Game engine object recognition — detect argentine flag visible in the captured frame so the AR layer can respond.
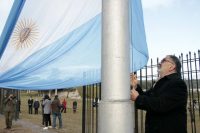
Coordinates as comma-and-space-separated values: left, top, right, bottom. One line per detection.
0, 0, 148, 90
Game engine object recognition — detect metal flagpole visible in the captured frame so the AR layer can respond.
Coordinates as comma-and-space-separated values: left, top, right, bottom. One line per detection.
98, 0, 134, 133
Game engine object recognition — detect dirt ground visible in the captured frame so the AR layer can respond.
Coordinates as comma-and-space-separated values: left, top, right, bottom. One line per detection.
0, 115, 55, 133
0, 112, 81, 133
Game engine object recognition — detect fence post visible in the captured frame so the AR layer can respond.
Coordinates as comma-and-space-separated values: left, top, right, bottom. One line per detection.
82, 86, 86, 133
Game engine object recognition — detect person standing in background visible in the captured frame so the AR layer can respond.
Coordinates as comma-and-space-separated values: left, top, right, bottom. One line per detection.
3, 94, 16, 129
51, 95, 62, 129
28, 96, 33, 114
33, 98, 40, 114
72, 100, 77, 113
61, 99, 67, 113
42, 94, 52, 130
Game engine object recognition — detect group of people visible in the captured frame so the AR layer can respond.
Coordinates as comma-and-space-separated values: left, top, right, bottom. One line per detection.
27, 96, 70, 115
3, 92, 78, 130
28, 97, 42, 115
3, 55, 188, 133
27, 95, 68, 130
40, 95, 78, 130
28, 95, 78, 130
31, 95, 67, 130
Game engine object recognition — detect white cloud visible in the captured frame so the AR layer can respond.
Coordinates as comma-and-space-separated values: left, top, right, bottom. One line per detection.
141, 0, 180, 9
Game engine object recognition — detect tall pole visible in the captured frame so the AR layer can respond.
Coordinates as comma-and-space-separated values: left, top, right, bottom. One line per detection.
55, 89, 58, 95
98, 0, 134, 133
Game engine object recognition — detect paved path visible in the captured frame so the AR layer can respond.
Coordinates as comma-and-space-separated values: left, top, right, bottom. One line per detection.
0, 115, 57, 133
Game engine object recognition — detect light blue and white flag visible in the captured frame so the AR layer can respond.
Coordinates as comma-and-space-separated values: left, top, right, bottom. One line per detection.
0, 0, 148, 90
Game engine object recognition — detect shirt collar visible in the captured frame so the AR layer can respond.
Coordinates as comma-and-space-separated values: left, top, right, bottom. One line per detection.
164, 73, 179, 80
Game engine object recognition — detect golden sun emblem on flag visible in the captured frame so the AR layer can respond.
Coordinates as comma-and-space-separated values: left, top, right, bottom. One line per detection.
11, 19, 38, 49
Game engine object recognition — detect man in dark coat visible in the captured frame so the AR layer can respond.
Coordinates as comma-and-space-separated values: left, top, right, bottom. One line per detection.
73, 100, 77, 113
33, 98, 40, 114
131, 55, 188, 133
51, 95, 62, 129
28, 96, 34, 114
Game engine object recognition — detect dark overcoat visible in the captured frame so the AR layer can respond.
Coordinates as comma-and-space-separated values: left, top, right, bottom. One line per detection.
135, 73, 188, 133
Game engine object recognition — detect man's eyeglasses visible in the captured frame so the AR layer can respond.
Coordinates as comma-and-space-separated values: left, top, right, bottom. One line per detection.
161, 58, 174, 65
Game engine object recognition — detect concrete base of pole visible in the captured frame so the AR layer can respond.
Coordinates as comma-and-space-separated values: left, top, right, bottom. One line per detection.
98, 100, 134, 133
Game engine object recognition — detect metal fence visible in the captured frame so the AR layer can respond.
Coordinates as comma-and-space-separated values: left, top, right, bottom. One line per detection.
82, 83, 101, 133
82, 50, 200, 133
0, 50, 199, 133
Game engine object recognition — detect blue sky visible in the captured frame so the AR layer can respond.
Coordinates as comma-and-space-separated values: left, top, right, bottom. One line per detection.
141, 0, 200, 61
0, 0, 199, 63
